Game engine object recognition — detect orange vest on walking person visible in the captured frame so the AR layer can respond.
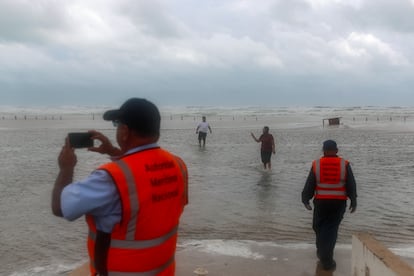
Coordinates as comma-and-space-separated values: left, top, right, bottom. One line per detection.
312, 156, 348, 200
86, 147, 188, 275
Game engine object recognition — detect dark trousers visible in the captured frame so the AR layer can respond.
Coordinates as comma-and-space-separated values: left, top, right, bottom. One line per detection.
312, 199, 346, 265
198, 132, 207, 144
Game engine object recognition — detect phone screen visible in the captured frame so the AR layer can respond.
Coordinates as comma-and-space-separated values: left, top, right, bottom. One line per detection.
68, 132, 93, 148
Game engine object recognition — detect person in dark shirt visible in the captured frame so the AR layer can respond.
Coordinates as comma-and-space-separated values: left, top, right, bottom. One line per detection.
251, 126, 276, 170
302, 139, 357, 271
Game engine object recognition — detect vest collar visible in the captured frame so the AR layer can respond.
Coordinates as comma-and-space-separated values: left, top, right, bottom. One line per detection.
111, 143, 159, 161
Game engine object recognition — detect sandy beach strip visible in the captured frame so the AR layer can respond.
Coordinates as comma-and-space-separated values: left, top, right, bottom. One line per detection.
175, 241, 351, 276
69, 240, 351, 276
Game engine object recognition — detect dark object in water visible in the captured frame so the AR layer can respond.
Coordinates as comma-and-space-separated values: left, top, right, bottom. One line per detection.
323, 117, 341, 127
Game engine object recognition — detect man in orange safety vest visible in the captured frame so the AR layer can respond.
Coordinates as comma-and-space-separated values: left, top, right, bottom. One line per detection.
302, 139, 357, 271
52, 98, 188, 275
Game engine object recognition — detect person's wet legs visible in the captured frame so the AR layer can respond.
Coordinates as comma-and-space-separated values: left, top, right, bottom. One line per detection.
261, 151, 272, 170
198, 132, 207, 147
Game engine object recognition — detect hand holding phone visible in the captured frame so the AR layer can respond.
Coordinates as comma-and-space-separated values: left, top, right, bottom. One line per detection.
68, 132, 93, 148
87, 130, 123, 156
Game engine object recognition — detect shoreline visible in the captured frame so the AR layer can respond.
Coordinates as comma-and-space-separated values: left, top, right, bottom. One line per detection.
70, 241, 352, 276
176, 240, 351, 276
4, 239, 412, 275
69, 239, 414, 276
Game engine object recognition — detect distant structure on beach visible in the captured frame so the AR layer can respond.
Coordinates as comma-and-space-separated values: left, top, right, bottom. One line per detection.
323, 117, 341, 127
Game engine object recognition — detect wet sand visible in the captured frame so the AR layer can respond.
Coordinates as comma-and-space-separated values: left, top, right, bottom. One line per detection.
176, 242, 350, 276
70, 242, 351, 276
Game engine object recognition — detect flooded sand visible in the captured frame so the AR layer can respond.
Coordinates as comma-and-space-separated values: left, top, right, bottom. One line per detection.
0, 106, 413, 275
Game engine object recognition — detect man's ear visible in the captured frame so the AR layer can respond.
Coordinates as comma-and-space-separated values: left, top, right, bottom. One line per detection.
119, 124, 130, 143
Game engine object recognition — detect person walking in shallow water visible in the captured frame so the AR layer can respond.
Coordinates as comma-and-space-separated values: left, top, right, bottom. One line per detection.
196, 116, 212, 147
251, 126, 276, 170
301, 139, 357, 271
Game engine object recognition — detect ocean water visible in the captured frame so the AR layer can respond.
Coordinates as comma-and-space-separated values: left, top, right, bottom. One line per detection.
0, 106, 414, 275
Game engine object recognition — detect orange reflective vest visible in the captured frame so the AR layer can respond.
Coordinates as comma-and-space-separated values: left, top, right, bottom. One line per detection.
86, 147, 188, 275
313, 156, 348, 200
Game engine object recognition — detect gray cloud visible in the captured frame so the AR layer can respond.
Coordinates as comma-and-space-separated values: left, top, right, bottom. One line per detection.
0, 0, 413, 106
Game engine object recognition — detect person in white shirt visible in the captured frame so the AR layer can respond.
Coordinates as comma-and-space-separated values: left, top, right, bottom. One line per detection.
196, 116, 212, 147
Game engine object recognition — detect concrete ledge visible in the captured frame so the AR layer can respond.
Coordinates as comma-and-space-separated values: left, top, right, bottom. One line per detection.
352, 232, 414, 276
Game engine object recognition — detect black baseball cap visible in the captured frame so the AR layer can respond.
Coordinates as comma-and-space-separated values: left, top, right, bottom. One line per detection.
103, 98, 160, 137
323, 139, 338, 151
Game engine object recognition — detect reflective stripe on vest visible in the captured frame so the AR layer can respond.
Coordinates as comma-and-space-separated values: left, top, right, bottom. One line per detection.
314, 157, 347, 199
108, 256, 174, 276
114, 159, 139, 240
89, 226, 178, 249
174, 156, 189, 206
315, 190, 346, 196
174, 157, 187, 184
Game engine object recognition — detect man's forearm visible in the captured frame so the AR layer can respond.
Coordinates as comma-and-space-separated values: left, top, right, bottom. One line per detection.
346, 165, 357, 205
302, 169, 316, 204
51, 169, 74, 217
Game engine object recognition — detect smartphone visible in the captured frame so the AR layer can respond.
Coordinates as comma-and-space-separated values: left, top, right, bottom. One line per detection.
68, 132, 93, 148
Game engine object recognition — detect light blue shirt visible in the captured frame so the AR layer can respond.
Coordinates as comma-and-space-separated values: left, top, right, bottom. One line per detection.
61, 143, 159, 233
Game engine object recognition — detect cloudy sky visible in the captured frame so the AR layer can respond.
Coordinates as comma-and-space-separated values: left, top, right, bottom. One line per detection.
1, 0, 414, 107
